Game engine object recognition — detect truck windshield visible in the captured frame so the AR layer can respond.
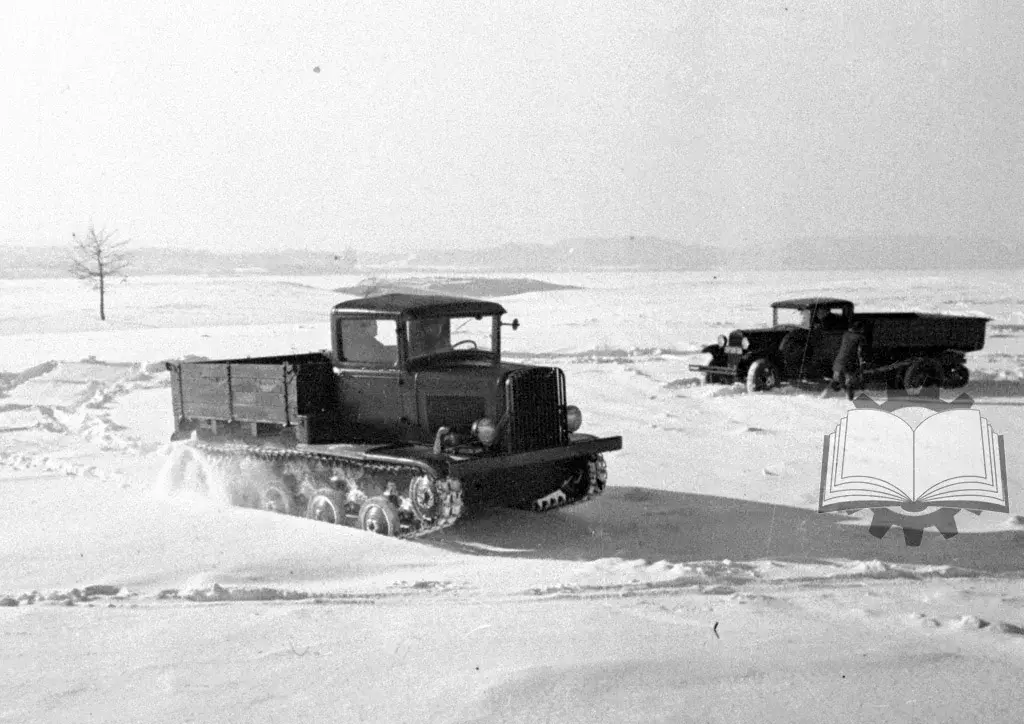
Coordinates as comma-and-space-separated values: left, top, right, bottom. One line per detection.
407, 315, 494, 362
775, 308, 812, 328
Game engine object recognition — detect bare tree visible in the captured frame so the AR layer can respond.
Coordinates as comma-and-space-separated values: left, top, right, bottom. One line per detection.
70, 224, 131, 321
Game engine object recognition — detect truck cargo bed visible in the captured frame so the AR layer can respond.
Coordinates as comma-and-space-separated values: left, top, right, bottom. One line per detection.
855, 313, 988, 352
167, 352, 336, 427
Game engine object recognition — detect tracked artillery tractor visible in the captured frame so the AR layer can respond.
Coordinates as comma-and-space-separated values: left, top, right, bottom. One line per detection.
165, 294, 622, 538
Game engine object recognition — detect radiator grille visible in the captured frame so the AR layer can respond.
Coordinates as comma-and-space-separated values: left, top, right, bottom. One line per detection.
503, 368, 567, 453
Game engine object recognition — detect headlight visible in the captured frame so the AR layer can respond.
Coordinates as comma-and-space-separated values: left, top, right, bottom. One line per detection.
471, 417, 498, 446
565, 405, 583, 432
741, 336, 750, 351
717, 335, 728, 348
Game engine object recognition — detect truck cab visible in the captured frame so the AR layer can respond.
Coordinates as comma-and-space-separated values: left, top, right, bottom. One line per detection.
328, 294, 512, 447
326, 294, 584, 462
771, 298, 854, 377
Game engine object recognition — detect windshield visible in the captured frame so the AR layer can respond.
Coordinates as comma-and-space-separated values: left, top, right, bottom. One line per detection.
774, 308, 811, 328
406, 315, 494, 362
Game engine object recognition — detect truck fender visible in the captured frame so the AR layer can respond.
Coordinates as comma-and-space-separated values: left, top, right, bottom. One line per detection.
363, 450, 447, 480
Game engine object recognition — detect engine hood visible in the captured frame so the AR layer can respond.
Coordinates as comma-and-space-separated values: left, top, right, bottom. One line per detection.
413, 362, 542, 437
413, 360, 530, 384
727, 328, 790, 350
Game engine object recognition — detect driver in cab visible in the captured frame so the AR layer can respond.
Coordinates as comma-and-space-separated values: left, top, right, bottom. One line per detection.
408, 318, 451, 358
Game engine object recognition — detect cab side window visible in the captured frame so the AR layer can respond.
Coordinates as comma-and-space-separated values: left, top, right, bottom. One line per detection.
825, 308, 849, 330
338, 318, 399, 366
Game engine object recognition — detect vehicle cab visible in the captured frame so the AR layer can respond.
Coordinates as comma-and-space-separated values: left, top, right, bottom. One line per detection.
770, 298, 854, 374
329, 290, 552, 450
771, 298, 853, 332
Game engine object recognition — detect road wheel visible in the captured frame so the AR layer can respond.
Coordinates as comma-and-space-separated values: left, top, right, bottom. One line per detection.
305, 488, 347, 525
358, 496, 401, 536
903, 357, 944, 395
745, 359, 780, 393
944, 364, 969, 389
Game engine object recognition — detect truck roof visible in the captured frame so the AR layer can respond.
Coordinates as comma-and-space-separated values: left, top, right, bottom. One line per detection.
771, 297, 852, 310
332, 293, 507, 319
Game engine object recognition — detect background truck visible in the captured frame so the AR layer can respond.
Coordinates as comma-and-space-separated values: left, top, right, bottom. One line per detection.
689, 297, 989, 394
165, 293, 622, 538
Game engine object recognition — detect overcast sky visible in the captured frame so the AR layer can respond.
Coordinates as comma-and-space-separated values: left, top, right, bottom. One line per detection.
3, 1, 1021, 253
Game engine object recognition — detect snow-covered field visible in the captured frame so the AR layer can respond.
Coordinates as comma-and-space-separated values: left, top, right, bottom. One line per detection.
2, 270, 1023, 723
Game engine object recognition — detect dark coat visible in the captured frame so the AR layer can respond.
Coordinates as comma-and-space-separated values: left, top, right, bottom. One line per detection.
833, 328, 865, 372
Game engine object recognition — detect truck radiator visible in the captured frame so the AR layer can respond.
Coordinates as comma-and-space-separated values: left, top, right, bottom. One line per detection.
503, 368, 568, 453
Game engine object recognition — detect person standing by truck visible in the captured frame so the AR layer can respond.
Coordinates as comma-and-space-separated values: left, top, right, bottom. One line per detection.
821, 321, 866, 400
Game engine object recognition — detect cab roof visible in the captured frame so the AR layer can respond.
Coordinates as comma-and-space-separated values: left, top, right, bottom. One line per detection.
332, 293, 507, 319
771, 297, 852, 310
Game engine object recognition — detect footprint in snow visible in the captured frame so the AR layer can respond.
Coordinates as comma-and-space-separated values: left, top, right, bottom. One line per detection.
948, 615, 1024, 635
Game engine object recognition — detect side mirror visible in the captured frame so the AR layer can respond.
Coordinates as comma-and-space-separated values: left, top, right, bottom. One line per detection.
503, 318, 520, 331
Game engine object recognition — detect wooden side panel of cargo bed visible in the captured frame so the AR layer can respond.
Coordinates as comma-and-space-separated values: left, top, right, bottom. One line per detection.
178, 363, 232, 419
229, 364, 293, 424
865, 315, 987, 351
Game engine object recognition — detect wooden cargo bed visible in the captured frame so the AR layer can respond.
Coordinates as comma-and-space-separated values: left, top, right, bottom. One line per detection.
167, 352, 336, 427
854, 313, 988, 352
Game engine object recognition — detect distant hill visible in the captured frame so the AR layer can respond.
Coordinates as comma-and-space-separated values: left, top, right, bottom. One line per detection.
399, 235, 1023, 271
400, 236, 723, 271
763, 236, 1024, 270
334, 276, 579, 297
1, 235, 1019, 278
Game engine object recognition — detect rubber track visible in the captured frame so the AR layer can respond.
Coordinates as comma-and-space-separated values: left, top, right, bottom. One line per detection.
187, 440, 463, 539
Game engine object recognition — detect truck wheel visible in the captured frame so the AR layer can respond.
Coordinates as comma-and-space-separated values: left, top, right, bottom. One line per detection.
903, 358, 944, 395
259, 485, 295, 515
745, 359, 780, 393
306, 488, 347, 525
944, 364, 969, 389
358, 496, 400, 536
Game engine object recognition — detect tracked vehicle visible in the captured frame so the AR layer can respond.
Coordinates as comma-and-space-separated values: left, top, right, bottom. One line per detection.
165, 294, 622, 538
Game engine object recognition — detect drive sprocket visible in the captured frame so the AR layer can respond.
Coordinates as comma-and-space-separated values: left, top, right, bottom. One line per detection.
530, 454, 607, 513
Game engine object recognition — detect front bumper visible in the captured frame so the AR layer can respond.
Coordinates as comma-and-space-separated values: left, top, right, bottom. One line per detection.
688, 363, 739, 379
446, 434, 623, 478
